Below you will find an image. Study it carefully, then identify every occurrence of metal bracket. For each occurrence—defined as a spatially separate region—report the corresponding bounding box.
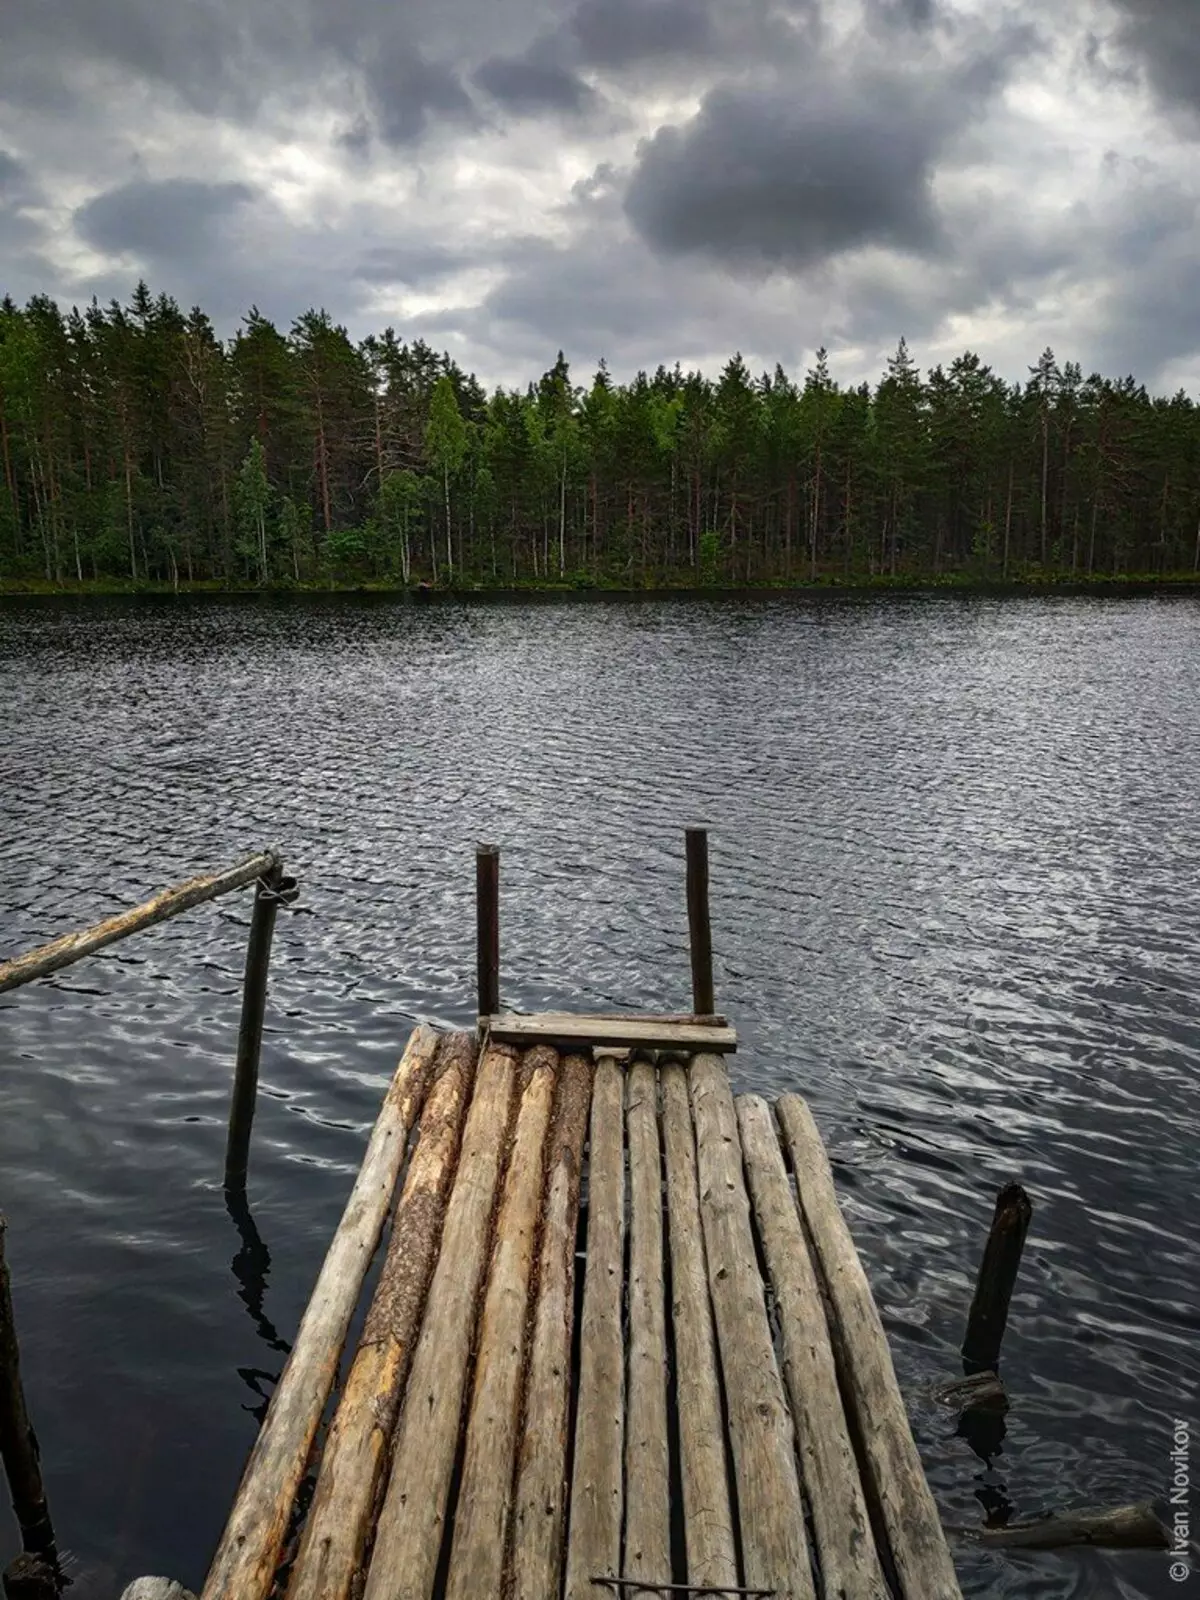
[256,873,300,908]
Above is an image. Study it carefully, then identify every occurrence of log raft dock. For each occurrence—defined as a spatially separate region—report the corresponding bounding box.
[194,832,963,1600]
[0,831,963,1600]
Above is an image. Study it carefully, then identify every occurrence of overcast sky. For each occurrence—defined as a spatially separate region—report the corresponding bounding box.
[2,0,1198,393]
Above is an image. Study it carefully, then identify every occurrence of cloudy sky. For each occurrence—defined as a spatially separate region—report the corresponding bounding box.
[1,0,1198,393]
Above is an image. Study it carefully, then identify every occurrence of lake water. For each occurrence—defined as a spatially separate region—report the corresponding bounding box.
[0,592,1197,1599]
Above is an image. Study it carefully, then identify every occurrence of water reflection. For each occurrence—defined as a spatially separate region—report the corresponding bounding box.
[224,1184,291,1427]
[1,592,1198,1599]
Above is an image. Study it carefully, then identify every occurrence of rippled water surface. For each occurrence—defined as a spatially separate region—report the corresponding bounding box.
[1,593,1197,1598]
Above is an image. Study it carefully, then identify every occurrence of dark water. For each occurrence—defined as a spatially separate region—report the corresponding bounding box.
[1,593,1197,1599]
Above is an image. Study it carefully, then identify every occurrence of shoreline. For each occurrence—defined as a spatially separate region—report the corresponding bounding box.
[3,572,1200,601]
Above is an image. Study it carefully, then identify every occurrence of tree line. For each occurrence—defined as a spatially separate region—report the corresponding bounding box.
[2,281,1198,589]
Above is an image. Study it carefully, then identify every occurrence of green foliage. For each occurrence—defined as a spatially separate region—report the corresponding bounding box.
[699,529,722,584]
[3,282,1200,590]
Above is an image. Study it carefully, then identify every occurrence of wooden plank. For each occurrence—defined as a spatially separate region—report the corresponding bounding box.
[0,851,279,993]
[361,1043,520,1600]
[563,1055,626,1600]
[483,1014,737,1053]
[736,1095,888,1600]
[690,1056,813,1600]
[660,1063,738,1590]
[510,1053,594,1600]
[623,1058,670,1594]
[286,1032,478,1600]
[445,1046,558,1600]
[202,1024,440,1600]
[776,1094,964,1600]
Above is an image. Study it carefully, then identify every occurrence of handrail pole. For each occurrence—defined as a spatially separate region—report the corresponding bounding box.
[476,845,500,1019]
[225,860,286,1189]
[685,828,715,1016]
[0,851,280,994]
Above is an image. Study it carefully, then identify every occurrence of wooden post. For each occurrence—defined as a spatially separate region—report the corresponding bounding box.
[0,1219,55,1563]
[962,1184,1032,1374]
[685,828,714,1016]
[476,844,500,1019]
[3,1557,58,1600]
[225,862,284,1188]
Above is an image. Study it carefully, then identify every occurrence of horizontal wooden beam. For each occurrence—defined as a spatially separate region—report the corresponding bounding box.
[0,852,280,995]
[481,1013,737,1053]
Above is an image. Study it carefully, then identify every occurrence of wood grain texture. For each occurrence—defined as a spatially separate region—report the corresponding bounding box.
[483,1014,737,1052]
[362,1042,520,1600]
[286,1032,477,1600]
[737,1094,888,1600]
[660,1063,737,1591]
[0,852,279,992]
[445,1046,558,1600]
[202,1024,440,1600]
[623,1058,670,1596]
[691,1056,814,1600]
[776,1094,963,1600]
[563,1055,626,1600]
[510,1053,594,1600]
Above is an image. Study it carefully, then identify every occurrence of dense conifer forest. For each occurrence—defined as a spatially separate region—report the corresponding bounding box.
[2,282,1199,589]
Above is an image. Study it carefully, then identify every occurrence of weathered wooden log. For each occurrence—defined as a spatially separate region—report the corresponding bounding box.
[0,852,279,993]
[660,1063,737,1590]
[690,1058,813,1600]
[225,860,285,1187]
[118,1582,198,1600]
[956,1502,1169,1551]
[445,1046,557,1600]
[202,1025,441,1600]
[0,1220,55,1561]
[510,1053,593,1600]
[685,827,715,1016]
[962,1184,1032,1374]
[932,1372,1009,1411]
[564,1054,627,1600]
[736,1095,888,1600]
[776,1094,963,1600]
[286,1032,477,1600]
[3,1555,57,1599]
[623,1058,670,1595]
[362,1042,520,1600]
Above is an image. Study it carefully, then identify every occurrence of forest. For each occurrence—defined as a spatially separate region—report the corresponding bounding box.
[2,281,1199,590]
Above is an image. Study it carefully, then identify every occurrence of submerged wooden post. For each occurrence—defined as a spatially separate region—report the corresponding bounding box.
[0,1219,55,1563]
[476,843,500,1018]
[225,861,285,1188]
[962,1183,1032,1374]
[685,828,714,1016]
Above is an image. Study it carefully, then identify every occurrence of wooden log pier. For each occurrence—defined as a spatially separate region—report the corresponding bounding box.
[187,1020,964,1600]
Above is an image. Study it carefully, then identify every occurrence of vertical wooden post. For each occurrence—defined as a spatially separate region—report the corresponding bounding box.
[225,862,284,1189]
[962,1183,1032,1374]
[476,844,500,1019]
[685,827,715,1016]
[0,1219,56,1564]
